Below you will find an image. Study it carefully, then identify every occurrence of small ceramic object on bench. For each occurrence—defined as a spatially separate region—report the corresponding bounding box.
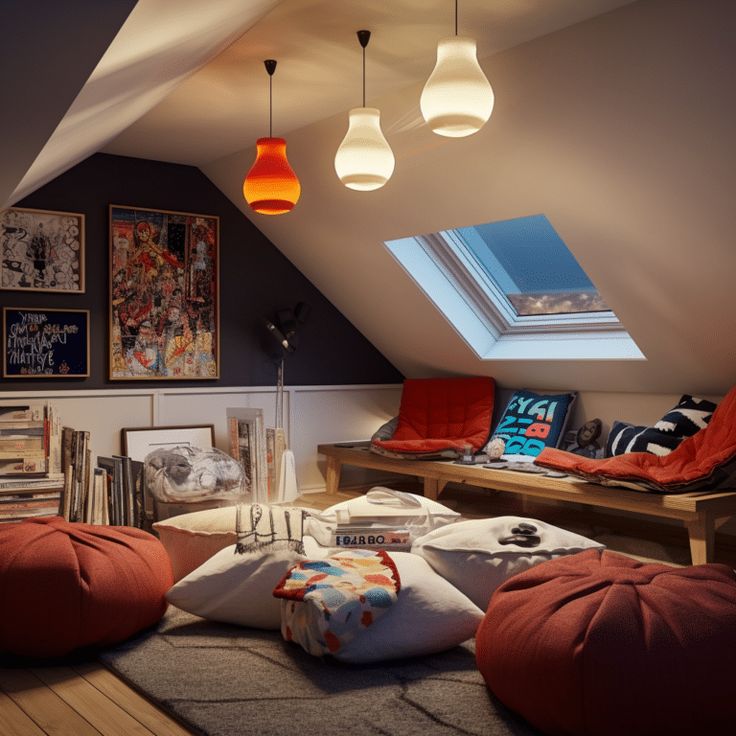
[485,437,506,459]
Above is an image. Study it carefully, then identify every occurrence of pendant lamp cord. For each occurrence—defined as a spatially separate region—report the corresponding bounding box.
[264,59,277,137]
[455,0,458,35]
[357,30,371,107]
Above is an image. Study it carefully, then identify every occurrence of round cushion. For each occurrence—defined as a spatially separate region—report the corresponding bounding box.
[476,549,736,736]
[0,516,173,658]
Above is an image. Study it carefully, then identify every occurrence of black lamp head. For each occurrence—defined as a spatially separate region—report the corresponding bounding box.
[263,302,310,357]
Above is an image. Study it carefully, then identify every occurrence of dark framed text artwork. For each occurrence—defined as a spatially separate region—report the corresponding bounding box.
[109,204,220,380]
[1,207,85,293]
[2,307,90,378]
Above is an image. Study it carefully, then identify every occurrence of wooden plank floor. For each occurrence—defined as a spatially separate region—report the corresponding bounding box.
[0,664,191,736]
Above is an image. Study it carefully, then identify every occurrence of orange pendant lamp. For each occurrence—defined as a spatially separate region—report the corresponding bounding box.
[243,60,301,215]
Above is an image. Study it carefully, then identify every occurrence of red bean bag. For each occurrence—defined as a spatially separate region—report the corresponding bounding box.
[371,376,494,458]
[535,385,736,492]
[476,549,736,736]
[0,516,173,658]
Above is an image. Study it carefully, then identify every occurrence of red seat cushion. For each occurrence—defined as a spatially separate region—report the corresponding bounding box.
[535,384,736,492]
[372,376,494,455]
[0,516,173,658]
[476,549,736,736]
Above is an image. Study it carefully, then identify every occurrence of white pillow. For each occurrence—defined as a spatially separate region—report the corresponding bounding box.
[154,503,308,582]
[154,505,241,582]
[306,488,460,548]
[281,551,483,663]
[315,487,459,526]
[411,516,605,611]
[166,536,328,629]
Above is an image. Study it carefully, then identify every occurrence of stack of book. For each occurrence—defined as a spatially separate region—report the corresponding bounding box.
[0,403,64,523]
[96,455,145,527]
[60,426,90,522]
[227,408,289,503]
[58,427,146,528]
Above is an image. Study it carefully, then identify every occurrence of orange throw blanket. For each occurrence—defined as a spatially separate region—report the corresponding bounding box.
[535,386,736,493]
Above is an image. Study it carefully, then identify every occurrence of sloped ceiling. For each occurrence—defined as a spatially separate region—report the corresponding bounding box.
[202,0,736,395]
[0,0,136,207]
[5,0,279,207]
[104,0,634,166]
[8,0,735,395]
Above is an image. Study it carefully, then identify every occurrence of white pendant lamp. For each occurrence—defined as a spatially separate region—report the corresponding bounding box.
[334,30,395,191]
[420,0,494,138]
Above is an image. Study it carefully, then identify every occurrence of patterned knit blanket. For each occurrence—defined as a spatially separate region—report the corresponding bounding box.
[273,550,401,656]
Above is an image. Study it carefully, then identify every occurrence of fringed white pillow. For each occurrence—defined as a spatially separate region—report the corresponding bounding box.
[166,505,314,629]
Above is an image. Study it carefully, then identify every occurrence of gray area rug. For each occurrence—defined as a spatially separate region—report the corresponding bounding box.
[100,607,542,736]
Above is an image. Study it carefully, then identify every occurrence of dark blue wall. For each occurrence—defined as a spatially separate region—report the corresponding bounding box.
[1,153,402,389]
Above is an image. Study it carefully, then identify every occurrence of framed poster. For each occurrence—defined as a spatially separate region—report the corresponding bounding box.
[2,307,90,378]
[121,424,216,461]
[109,204,219,380]
[1,207,85,292]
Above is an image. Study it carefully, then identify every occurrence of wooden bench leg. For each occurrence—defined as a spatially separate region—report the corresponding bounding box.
[325,457,342,495]
[686,514,715,565]
[423,478,448,501]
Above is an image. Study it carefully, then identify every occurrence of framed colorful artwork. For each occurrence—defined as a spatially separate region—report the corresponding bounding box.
[2,307,90,378]
[109,204,220,380]
[1,207,85,292]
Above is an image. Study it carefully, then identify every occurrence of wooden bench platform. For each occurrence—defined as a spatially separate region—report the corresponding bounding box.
[318,443,736,565]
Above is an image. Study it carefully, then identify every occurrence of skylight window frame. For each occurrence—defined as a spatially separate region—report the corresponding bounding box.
[420,230,622,336]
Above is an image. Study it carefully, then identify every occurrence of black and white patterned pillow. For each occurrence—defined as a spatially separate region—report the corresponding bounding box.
[606,395,718,457]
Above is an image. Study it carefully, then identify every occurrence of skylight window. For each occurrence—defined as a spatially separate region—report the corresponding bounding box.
[385,214,644,362]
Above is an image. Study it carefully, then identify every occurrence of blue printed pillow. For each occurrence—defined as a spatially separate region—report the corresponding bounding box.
[489,390,577,460]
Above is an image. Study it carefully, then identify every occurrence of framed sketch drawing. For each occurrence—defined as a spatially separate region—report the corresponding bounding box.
[2,307,90,378]
[1,207,85,292]
[109,204,219,380]
[121,425,216,462]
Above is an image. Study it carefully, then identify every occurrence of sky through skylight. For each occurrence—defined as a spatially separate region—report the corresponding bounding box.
[456,214,610,317]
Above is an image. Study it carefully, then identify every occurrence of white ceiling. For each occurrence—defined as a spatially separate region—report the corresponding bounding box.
[202,0,736,396]
[104,0,636,166]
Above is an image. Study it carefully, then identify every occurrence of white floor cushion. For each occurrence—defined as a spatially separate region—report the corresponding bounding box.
[166,536,329,629]
[281,551,484,663]
[412,516,604,610]
[154,503,308,581]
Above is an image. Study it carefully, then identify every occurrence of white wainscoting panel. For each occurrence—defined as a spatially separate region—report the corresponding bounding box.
[291,385,402,490]
[155,387,286,453]
[0,384,402,494]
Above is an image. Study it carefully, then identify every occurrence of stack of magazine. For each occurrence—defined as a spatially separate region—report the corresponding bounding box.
[0,403,64,523]
[309,493,430,550]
